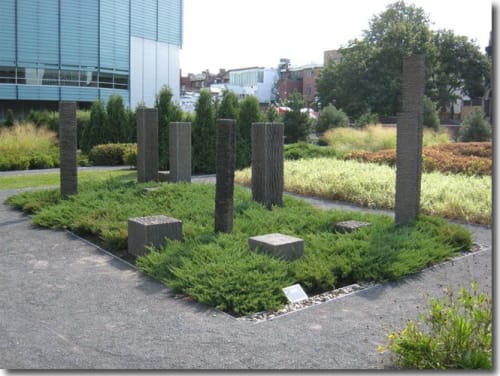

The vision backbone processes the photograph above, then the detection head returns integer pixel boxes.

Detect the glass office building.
[0,0,182,113]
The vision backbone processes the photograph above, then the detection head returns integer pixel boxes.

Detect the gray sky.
[180,0,492,74]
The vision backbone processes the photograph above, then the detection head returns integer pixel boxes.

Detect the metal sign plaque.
[283,284,308,304]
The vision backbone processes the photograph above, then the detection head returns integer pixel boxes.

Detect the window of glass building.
[0,67,16,84]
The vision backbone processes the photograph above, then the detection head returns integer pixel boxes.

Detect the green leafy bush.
[423,96,440,131]
[385,283,492,369]
[3,109,15,127]
[28,151,58,169]
[354,112,379,128]
[459,108,492,142]
[283,92,312,143]
[284,142,337,160]
[156,86,184,170]
[237,96,264,168]
[88,143,137,166]
[192,90,216,173]
[316,104,349,133]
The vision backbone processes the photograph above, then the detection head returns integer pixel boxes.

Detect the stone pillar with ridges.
[395,55,425,225]
[214,119,236,233]
[251,122,284,209]
[137,108,159,183]
[59,101,78,199]
[169,122,192,183]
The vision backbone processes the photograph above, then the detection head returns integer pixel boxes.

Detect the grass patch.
[320,125,450,157]
[235,158,491,225]
[0,123,60,170]
[6,179,472,316]
[0,169,136,190]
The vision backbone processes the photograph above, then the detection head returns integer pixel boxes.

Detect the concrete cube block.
[333,220,371,234]
[128,215,182,256]
[158,171,170,182]
[248,233,304,260]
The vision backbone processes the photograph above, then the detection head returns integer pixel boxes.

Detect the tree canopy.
[316,1,490,118]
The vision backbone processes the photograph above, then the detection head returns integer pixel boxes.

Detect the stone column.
[251,122,284,209]
[214,119,236,233]
[395,55,425,225]
[137,108,159,183]
[169,122,192,183]
[59,101,78,198]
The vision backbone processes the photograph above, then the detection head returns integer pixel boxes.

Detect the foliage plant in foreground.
[6,180,472,316]
[384,283,492,369]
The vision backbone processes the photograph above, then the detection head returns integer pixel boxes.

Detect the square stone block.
[248,233,304,260]
[158,171,170,182]
[333,220,371,234]
[128,215,182,256]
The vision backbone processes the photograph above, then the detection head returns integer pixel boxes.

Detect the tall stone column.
[214,119,236,233]
[59,101,78,198]
[251,122,284,209]
[169,122,192,183]
[395,55,425,225]
[137,108,159,183]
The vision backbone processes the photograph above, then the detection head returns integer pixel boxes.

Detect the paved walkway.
[0,176,492,370]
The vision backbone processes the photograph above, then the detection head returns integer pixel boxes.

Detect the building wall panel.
[158,0,182,46]
[0,0,16,65]
[0,85,17,100]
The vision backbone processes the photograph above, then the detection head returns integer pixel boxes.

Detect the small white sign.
[283,284,308,303]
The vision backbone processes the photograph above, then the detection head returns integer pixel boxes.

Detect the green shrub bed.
[284,142,338,160]
[88,143,137,166]
[6,180,472,316]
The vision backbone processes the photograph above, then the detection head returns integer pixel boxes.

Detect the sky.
[179,0,493,74]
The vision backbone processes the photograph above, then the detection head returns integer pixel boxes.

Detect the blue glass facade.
[0,0,182,107]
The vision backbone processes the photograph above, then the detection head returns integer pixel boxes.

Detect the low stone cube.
[128,215,182,256]
[333,220,371,234]
[143,187,160,194]
[158,171,170,182]
[248,233,304,261]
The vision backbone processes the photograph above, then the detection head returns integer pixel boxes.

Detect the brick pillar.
[137,108,159,183]
[214,119,236,233]
[59,101,78,199]
[251,122,284,209]
[395,55,425,225]
[169,122,191,183]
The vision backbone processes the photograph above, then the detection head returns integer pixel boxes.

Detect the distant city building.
[0,0,182,116]
[277,59,322,105]
[324,50,343,65]
[181,69,229,94]
[208,67,279,104]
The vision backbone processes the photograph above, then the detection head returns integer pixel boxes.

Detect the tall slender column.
[59,101,78,198]
[214,119,236,233]
[395,55,425,225]
[251,122,284,209]
[137,108,159,183]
